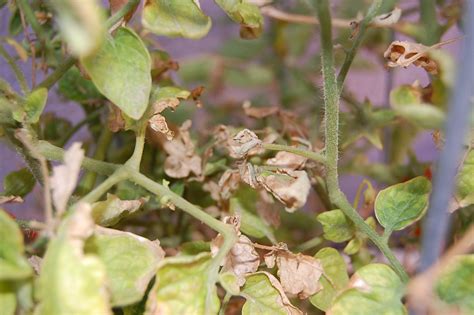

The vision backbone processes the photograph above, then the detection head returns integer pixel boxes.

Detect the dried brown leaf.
[266,151,307,170]
[50,142,84,214]
[243,101,279,119]
[149,114,174,140]
[108,104,125,132]
[372,7,401,27]
[229,129,262,159]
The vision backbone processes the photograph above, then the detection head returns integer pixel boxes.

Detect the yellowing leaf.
[214,0,264,39]
[142,0,212,39]
[145,253,220,315]
[317,209,355,242]
[81,27,152,120]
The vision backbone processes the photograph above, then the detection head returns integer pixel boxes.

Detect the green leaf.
[2,168,35,198]
[91,194,147,227]
[0,281,16,315]
[58,67,103,102]
[145,253,220,314]
[142,0,212,39]
[81,27,152,120]
[436,255,474,311]
[85,227,164,307]
[180,241,210,255]
[329,264,406,315]
[310,248,349,311]
[375,176,431,232]
[219,272,240,295]
[13,88,48,123]
[240,272,302,315]
[0,209,32,281]
[214,0,263,39]
[36,205,111,315]
[50,0,105,57]
[457,150,474,205]
[317,209,355,242]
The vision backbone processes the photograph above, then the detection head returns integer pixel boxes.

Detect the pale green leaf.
[329,264,406,315]
[310,248,349,311]
[91,194,147,227]
[142,0,212,39]
[214,0,263,38]
[145,253,220,315]
[219,272,240,295]
[36,205,111,315]
[50,0,105,57]
[457,150,474,204]
[317,209,355,242]
[0,281,16,315]
[240,272,302,315]
[394,103,445,129]
[0,209,32,281]
[12,88,48,123]
[85,227,164,306]
[81,27,152,120]
[375,176,431,232]
[436,254,474,311]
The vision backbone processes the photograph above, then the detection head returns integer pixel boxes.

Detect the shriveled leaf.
[0,281,16,315]
[142,0,212,39]
[258,169,311,212]
[384,41,438,74]
[375,176,431,232]
[229,129,262,159]
[310,248,349,311]
[85,227,165,306]
[329,264,405,315]
[50,0,105,57]
[145,253,220,315]
[266,151,307,170]
[214,0,263,39]
[109,0,138,24]
[2,168,35,198]
[12,88,48,123]
[317,209,355,242]
[436,255,474,311]
[243,102,279,119]
[241,272,302,315]
[91,194,147,227]
[36,203,111,315]
[265,248,323,299]
[50,142,84,213]
[372,7,401,27]
[163,120,202,178]
[211,216,260,286]
[81,27,151,120]
[0,209,32,280]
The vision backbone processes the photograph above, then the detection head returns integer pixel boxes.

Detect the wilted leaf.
[142,0,212,39]
[109,0,139,24]
[211,216,260,286]
[310,248,349,311]
[50,0,105,57]
[81,27,152,120]
[384,41,438,74]
[0,209,32,280]
[329,264,406,315]
[50,142,84,213]
[145,253,220,315]
[317,209,355,242]
[372,7,401,27]
[243,102,279,118]
[36,203,111,315]
[214,0,263,39]
[375,176,431,232]
[163,120,202,178]
[258,169,311,212]
[86,227,165,306]
[229,129,262,159]
[2,168,35,198]
[91,194,147,227]
[12,88,48,123]
[436,254,474,311]
[266,151,307,170]
[240,272,302,315]
[265,248,323,299]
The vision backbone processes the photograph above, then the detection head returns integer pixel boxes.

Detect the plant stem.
[16,0,49,44]
[79,168,128,204]
[336,0,383,91]
[0,45,29,94]
[36,0,140,90]
[419,0,440,45]
[126,124,146,170]
[263,143,326,164]
[315,0,408,282]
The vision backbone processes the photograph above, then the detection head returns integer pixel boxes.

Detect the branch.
[315,0,408,282]
[263,143,327,164]
[0,44,29,94]
[261,5,350,28]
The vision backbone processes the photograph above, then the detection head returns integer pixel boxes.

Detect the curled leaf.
[229,129,262,159]
[266,151,307,170]
[50,142,84,214]
[372,7,401,27]
[384,41,437,74]
[91,194,148,227]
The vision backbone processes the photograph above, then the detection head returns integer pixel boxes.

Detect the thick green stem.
[336,0,383,91]
[36,0,140,90]
[263,143,326,164]
[316,0,408,282]
[126,124,146,170]
[0,45,29,94]
[79,168,128,204]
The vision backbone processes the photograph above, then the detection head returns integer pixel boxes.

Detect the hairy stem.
[0,45,29,94]
[263,143,326,164]
[316,0,408,282]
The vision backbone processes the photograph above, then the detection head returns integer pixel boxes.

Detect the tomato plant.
[0,0,473,314]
